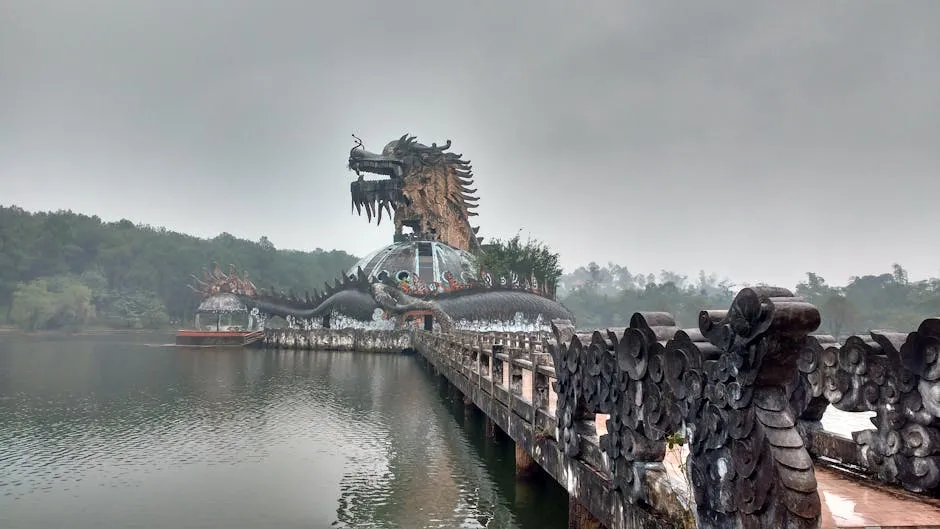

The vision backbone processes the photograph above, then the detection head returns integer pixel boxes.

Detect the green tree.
[10,279,56,330]
[0,205,359,330]
[473,232,563,297]
[9,275,95,331]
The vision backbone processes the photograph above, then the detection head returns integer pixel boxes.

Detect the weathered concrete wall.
[263,328,412,353]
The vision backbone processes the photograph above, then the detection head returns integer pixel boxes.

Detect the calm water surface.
[0,333,567,529]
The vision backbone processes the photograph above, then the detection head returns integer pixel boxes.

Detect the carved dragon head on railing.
[547,287,823,528]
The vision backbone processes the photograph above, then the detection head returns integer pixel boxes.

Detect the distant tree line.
[3,206,936,338]
[0,206,358,331]
[556,261,940,337]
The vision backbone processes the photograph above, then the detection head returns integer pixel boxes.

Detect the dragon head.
[188,263,258,300]
[348,134,481,250]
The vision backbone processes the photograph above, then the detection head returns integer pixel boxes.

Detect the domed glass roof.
[347,240,478,288]
[197,292,248,313]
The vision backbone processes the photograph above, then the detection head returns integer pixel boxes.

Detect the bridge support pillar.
[484,416,496,438]
[568,497,602,529]
[463,395,475,423]
[514,443,538,479]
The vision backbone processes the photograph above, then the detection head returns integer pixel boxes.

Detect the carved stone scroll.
[598,312,684,502]
[548,320,594,457]
[548,288,823,528]
[683,287,821,528]
[798,318,940,494]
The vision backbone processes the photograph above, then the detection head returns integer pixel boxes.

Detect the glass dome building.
[193,292,260,331]
[347,240,479,288]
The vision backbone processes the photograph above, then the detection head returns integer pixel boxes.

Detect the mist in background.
[2,0,938,288]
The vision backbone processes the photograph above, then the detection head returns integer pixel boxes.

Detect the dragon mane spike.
[430,139,452,151]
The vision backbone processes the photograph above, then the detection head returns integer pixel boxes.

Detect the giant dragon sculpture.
[241,267,572,332]
[189,134,574,332]
[348,134,482,251]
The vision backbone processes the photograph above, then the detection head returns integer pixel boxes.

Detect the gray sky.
[2,0,938,289]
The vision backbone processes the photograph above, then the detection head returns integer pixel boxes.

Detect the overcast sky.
[2,1,937,289]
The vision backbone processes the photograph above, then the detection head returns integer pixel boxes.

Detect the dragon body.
[237,268,573,332]
[188,134,574,333]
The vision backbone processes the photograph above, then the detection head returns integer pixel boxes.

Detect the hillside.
[0,205,358,330]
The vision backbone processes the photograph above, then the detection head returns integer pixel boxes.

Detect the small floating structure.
[175,292,263,348]
[175,329,263,347]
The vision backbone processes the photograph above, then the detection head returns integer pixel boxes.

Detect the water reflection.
[0,335,566,529]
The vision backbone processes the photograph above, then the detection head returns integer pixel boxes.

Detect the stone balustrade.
[261,286,940,528]
[797,318,940,494]
[407,286,940,529]
[412,328,697,529]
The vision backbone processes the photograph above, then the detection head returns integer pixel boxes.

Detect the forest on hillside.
[558,261,940,338]
[0,206,357,330]
[2,206,937,337]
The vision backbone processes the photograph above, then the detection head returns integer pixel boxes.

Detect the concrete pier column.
[514,443,538,479]
[463,394,474,423]
[484,416,496,438]
[568,497,602,529]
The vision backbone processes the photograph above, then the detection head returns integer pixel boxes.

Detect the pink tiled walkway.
[817,467,940,528]
[658,441,940,527]
[660,447,940,528]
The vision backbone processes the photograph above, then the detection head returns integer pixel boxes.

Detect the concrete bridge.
[264,287,940,529]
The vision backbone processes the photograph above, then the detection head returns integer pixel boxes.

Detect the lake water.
[0,333,568,529]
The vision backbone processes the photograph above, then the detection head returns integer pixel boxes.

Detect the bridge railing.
[416,328,696,529]
[419,287,940,529]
